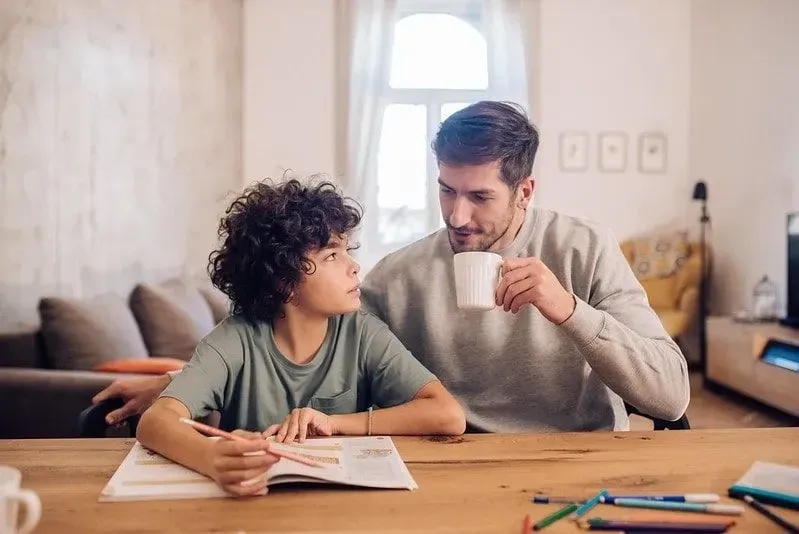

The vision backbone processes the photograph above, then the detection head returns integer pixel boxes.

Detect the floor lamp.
[692,180,711,375]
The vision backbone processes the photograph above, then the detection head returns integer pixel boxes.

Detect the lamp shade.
[692,180,707,201]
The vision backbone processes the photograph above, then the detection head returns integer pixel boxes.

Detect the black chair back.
[77,399,140,438]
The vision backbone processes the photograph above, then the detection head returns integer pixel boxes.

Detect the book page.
[266,436,417,490]
[99,442,228,502]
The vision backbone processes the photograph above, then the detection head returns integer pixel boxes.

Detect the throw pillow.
[630,231,690,280]
[39,293,149,371]
[129,279,215,360]
[199,286,231,324]
[93,357,186,374]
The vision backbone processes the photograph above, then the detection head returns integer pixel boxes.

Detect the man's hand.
[262,408,336,443]
[495,257,576,324]
[206,430,280,496]
[91,375,171,425]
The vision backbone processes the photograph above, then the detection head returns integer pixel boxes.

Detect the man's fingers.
[284,411,301,443]
[92,382,121,404]
[501,278,536,311]
[509,287,537,314]
[495,267,532,306]
[105,402,139,425]
[276,419,290,443]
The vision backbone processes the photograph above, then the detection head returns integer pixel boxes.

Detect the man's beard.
[447,208,515,253]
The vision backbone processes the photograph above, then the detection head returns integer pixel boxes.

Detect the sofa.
[0,278,230,438]
[620,231,711,340]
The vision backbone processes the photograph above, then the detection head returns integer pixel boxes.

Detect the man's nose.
[448,197,472,229]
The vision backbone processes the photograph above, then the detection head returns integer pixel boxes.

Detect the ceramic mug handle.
[8,490,41,534]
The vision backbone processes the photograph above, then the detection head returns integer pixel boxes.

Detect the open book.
[99,436,417,502]
[728,461,799,509]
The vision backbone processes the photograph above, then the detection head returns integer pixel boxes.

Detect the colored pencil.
[601,493,720,504]
[532,496,585,504]
[533,502,579,530]
[610,498,743,515]
[179,417,322,468]
[522,514,532,534]
[741,495,799,533]
[573,489,609,519]
[581,518,731,532]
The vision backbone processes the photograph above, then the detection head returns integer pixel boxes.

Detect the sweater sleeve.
[558,227,691,421]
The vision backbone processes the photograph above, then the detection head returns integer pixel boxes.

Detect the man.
[94,101,689,432]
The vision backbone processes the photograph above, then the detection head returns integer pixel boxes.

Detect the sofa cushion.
[129,279,215,360]
[39,294,149,371]
[199,286,231,324]
[93,357,186,375]
[629,231,690,280]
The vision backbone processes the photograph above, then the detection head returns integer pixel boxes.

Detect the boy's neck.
[272,307,330,365]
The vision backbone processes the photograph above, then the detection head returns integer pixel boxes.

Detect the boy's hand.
[206,430,279,496]
[262,408,335,443]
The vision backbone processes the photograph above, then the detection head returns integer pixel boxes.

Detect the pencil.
[522,514,532,534]
[610,498,743,515]
[533,502,579,530]
[742,495,799,533]
[179,417,322,468]
[573,489,609,519]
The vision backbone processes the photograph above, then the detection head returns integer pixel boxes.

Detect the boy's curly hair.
[208,178,362,322]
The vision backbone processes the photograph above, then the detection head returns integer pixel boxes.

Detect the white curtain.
[482,0,532,112]
[335,0,398,271]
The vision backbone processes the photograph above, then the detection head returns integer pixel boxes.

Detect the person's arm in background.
[92,373,175,425]
[497,226,690,421]
[136,342,278,496]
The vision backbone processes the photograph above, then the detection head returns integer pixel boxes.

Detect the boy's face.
[293,234,361,316]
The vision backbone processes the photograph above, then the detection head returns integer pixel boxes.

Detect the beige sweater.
[360,207,690,432]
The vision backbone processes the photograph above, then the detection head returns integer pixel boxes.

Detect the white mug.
[453,251,504,310]
[0,466,41,534]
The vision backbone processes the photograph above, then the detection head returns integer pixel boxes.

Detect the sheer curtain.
[335,0,398,271]
[482,0,532,112]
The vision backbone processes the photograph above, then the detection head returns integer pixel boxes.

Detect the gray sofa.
[0,278,229,438]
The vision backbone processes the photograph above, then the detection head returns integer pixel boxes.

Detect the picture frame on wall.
[558,132,589,172]
[638,132,668,173]
[598,132,627,172]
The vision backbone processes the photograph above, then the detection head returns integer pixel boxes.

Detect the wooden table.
[1,428,798,533]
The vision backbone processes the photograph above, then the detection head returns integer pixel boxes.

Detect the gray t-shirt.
[161,311,437,432]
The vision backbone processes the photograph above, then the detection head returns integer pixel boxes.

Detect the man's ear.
[517,176,535,208]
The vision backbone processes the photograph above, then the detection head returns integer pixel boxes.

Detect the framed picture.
[598,132,627,172]
[559,132,589,172]
[638,132,668,173]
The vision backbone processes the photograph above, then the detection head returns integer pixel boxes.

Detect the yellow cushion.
[629,231,690,280]
[655,310,690,338]
[640,276,679,310]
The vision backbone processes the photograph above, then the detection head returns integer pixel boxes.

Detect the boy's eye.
[326,253,337,261]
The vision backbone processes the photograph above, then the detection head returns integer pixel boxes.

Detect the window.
[370,2,490,257]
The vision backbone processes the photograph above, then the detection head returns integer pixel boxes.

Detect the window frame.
[369,2,489,259]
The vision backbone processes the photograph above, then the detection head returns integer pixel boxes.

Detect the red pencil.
[179,417,322,468]
[522,514,532,534]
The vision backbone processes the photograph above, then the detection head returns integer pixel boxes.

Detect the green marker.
[532,502,579,530]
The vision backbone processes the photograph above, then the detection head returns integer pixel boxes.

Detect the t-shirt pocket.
[309,388,358,415]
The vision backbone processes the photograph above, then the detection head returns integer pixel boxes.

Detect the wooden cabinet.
[706,316,799,417]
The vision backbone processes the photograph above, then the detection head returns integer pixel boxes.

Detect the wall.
[690,0,799,315]
[532,0,693,242]
[0,0,243,332]
[243,0,336,184]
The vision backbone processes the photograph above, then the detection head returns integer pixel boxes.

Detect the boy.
[136,178,465,497]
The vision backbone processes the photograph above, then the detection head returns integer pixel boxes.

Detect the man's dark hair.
[208,178,362,322]
[432,101,539,190]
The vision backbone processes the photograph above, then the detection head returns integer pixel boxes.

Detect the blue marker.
[572,489,608,519]
[601,493,720,504]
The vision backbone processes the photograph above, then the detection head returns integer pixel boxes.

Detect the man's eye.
[473,195,488,203]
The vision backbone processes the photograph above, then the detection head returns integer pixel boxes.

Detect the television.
[782,212,799,328]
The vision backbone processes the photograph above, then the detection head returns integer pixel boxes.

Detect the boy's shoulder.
[337,309,391,335]
[197,314,266,362]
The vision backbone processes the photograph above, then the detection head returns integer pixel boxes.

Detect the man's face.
[438,162,527,253]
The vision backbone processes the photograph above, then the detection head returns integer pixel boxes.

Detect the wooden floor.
[630,372,799,430]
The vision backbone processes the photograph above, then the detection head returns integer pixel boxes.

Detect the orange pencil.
[522,514,532,534]
[179,417,322,468]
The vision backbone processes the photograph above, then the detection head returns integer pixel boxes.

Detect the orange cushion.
[93,357,186,374]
